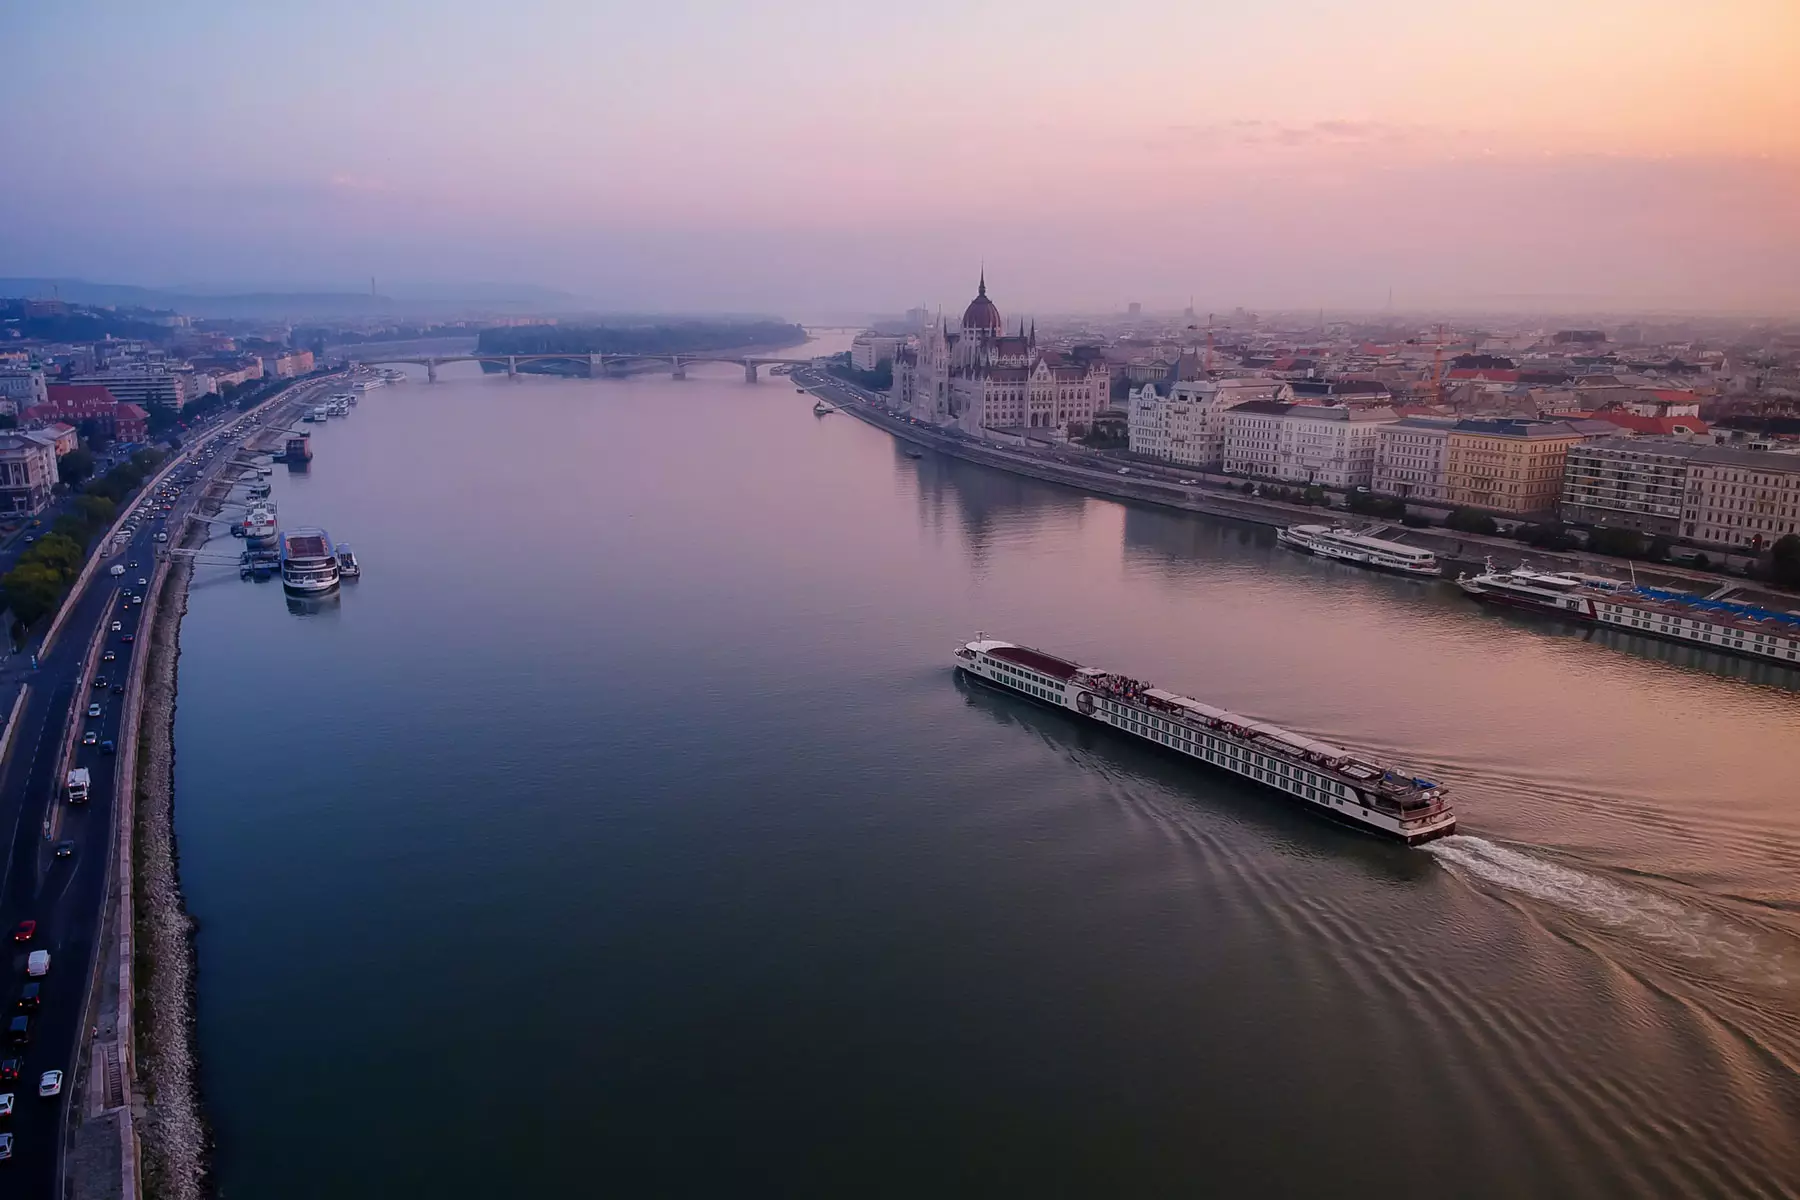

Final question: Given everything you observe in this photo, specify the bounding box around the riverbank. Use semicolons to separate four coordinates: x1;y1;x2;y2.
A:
807;377;1788;599
133;545;205;1200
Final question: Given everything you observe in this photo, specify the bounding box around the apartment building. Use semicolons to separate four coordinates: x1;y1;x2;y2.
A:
1444;419;1596;515
1681;446;1800;549
1560;437;1693;536
1126;379;1260;469
1221;400;1294;478
0;432;60;514
1276;405;1395;488
1373;417;1455;503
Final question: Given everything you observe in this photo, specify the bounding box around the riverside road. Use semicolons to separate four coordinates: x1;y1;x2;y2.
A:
0;376;334;1196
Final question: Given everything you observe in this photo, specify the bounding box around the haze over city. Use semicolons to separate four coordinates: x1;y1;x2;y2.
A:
5;4;1800;1199
7;0;1799;313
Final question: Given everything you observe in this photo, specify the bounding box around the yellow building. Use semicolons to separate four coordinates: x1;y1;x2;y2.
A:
1445;419;1594;515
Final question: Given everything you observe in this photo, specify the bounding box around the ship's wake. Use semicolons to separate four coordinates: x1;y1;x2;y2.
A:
1426;835;1796;991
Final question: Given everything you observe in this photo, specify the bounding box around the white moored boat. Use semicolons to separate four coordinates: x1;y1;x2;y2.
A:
1277;524;1439;577
954;636;1456;845
280;527;341;594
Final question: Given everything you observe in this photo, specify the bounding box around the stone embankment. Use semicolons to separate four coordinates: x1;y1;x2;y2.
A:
133;531;206;1199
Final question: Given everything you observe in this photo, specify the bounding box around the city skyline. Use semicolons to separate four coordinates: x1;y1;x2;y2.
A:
4;0;1799;313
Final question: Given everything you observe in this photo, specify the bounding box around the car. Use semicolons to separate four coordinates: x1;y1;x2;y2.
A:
111;684;124;695
7;1016;29;1046
82;731;98;746
133;595;143;605
52;842;74;860
112;621;122;631
10;921;32;943
1117;467;1132;475
87;702;102;718
102;651;116;663
0;1059;18;1082
122;633;134;643
93;677;108;689
0;1092;12;1117
138;577;148;586
101;740;116;755
15;984;38;1012
1179;478;1197;485
23;536;33;544
24;953;47;978
129;560;138;568
0;1131;11;1160
38;1070;61;1098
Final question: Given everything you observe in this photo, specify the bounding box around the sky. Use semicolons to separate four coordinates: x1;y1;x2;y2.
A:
3;0;1798;315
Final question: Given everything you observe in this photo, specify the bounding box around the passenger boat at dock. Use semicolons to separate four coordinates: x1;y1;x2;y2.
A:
954;636;1455;844
813;400;836;415
280;527;341;594
241;502;279;549
1457;561;1800;666
1277;524;1440;577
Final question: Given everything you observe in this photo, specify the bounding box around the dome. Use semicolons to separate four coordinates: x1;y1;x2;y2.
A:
960;272;1003;335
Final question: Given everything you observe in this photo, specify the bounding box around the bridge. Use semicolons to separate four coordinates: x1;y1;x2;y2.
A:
352;351;820;384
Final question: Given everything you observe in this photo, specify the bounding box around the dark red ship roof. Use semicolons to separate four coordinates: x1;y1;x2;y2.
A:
284;533;328;557
987;644;1079;680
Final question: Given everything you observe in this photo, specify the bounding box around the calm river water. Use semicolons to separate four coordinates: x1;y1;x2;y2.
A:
175;339;1800;1198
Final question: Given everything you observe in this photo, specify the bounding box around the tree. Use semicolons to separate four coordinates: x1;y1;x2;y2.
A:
1646;534;1674;563
1303;485;1327;506
58;448;96;488
1771;533;1800;589
1400;511;1433;528
1446;508;1498;536
0;562;65;626
73;494;116;530
1587;526;1648;559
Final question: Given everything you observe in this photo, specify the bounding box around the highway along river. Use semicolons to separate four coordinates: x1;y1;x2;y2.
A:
174;342;1800;1198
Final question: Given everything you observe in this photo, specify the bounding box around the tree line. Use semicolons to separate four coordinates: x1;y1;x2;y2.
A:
475;321;806;357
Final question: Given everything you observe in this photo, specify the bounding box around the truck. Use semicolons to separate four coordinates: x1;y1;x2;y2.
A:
66;768;90;805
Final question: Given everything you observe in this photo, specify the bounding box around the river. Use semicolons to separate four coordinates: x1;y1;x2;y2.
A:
173;335;1800;1198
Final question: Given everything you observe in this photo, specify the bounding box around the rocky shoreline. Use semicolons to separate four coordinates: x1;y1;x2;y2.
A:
134;549;207;1199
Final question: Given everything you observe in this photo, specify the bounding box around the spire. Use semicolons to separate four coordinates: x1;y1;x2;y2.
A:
978;263;986;297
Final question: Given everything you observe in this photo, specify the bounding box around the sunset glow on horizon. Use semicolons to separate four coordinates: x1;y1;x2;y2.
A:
5;0;1798;312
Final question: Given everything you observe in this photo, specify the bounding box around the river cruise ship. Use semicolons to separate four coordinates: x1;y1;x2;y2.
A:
1458;562;1800;666
954;637;1455;844
1277;524;1440;577
280;527;341;594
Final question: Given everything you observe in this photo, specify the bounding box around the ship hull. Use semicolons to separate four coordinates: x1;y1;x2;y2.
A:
1276;528;1440;577
956;661;1455;846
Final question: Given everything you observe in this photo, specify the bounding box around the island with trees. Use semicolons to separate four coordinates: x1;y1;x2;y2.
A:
473;319;808;375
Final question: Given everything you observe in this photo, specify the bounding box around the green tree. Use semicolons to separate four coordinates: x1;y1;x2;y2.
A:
1446;508;1498;536
73;494;116;530
0;562;65;626
1303;485;1326;506
58;447;96;488
1770;533;1800;588
1587;526;1648;559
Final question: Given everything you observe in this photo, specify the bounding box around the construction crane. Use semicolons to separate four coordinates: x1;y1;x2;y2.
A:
1429;323;1447;407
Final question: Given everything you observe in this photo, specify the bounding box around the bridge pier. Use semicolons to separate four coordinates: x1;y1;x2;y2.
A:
426;359;438;383
671;357;686;380
590;354;605;379
507;355;518;379
743;360;759;383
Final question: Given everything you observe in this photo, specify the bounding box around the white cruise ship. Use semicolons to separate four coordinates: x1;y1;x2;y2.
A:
1458;561;1800;667
241;502;279;549
280;528;341;594
1277;524;1440;577
954;637;1456;844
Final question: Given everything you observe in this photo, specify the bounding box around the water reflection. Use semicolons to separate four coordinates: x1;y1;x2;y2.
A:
284;591;342;617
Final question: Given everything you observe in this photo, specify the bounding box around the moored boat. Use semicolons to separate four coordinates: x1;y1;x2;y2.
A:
813;400;836;415
241;502;279;549
1457;560;1800;666
1277;524;1440;577
335;542;361;579
954;636;1455;844
280;527;340;594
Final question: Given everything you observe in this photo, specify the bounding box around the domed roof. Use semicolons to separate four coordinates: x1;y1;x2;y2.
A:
961;271;1003;335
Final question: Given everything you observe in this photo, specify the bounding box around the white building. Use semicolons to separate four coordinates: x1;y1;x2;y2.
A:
1374;417;1457;503
71;366;189;411
0;366;49;416
1128;378;1278;469
851;333;906;372
1221;401;1295;478
1222;402;1396;486
890;274;1111;437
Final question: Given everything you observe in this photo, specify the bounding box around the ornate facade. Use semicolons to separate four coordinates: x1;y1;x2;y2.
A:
890;274;1111;437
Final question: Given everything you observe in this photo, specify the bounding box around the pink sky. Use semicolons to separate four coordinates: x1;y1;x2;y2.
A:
5;0;1797;313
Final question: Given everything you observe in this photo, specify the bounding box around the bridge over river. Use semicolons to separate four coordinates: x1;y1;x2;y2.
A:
355;351;821;383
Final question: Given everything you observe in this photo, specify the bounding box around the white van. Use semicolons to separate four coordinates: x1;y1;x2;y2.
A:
26;951;49;977
109;565;126;577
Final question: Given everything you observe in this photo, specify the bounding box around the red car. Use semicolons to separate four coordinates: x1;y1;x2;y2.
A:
10;920;33;943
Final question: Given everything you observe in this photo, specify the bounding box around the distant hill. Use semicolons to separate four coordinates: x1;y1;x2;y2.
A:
0;278;597;319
